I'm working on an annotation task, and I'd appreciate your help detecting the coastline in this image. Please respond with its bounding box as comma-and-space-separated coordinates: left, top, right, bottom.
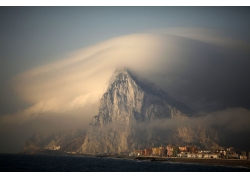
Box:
152, 157, 250, 169
17, 152, 250, 169
96, 155, 250, 169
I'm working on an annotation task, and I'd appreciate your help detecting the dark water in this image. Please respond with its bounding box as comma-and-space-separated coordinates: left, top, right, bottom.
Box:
0, 154, 249, 172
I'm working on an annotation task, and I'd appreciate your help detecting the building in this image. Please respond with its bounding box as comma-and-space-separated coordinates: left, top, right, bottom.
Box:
166, 145, 173, 157
178, 152, 188, 158
203, 153, 220, 159
241, 151, 247, 156
152, 147, 159, 156
187, 153, 197, 158
159, 146, 167, 156
173, 146, 180, 157
179, 146, 189, 152
240, 155, 247, 160
226, 147, 234, 152
197, 153, 203, 158
226, 151, 239, 159
144, 148, 152, 156
134, 150, 143, 156
189, 146, 198, 153
209, 153, 220, 159
129, 152, 135, 156
203, 154, 210, 158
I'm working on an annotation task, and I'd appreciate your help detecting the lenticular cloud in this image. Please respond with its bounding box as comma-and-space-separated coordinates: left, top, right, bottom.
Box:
2, 28, 249, 124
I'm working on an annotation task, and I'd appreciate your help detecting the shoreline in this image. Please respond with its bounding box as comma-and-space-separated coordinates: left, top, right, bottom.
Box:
96, 155, 250, 169
153, 157, 250, 169
16, 152, 250, 169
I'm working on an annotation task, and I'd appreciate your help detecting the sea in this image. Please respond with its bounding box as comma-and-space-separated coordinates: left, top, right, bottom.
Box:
0, 153, 249, 172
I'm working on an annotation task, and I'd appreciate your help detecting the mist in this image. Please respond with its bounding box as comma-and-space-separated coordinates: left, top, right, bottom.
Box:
123, 107, 250, 150
139, 108, 250, 132
1, 28, 250, 153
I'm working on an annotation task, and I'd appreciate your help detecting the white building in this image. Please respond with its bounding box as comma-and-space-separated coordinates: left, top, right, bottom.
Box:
226, 152, 239, 159
197, 153, 203, 158
209, 153, 220, 159
240, 155, 247, 160
187, 153, 197, 158
204, 154, 210, 158
178, 152, 188, 157
204, 153, 220, 159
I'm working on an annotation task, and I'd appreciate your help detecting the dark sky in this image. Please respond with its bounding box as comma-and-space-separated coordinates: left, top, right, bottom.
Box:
1, 7, 250, 153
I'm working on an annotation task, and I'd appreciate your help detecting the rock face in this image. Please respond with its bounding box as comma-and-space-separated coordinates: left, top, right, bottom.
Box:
79, 69, 220, 154
91, 69, 193, 125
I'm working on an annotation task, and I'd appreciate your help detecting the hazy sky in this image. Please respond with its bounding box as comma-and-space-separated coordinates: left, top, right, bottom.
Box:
1, 7, 250, 153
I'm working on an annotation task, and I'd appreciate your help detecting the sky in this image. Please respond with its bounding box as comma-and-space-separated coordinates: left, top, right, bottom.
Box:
1, 6, 250, 153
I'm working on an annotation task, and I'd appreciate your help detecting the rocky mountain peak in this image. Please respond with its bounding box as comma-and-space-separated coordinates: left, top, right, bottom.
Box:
78, 68, 219, 154
108, 68, 132, 85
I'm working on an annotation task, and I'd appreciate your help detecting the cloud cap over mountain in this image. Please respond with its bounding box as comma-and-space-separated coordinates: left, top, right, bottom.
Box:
1, 28, 250, 153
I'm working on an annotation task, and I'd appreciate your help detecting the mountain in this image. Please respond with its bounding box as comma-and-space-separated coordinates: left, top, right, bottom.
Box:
78, 68, 220, 154
22, 129, 86, 154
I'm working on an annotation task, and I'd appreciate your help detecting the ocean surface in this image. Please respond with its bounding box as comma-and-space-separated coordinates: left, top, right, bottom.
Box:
0, 154, 249, 172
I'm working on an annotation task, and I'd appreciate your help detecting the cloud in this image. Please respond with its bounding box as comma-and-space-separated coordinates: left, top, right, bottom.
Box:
148, 27, 250, 52
131, 107, 250, 133
1, 28, 250, 152
2, 28, 250, 124
16, 34, 164, 99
